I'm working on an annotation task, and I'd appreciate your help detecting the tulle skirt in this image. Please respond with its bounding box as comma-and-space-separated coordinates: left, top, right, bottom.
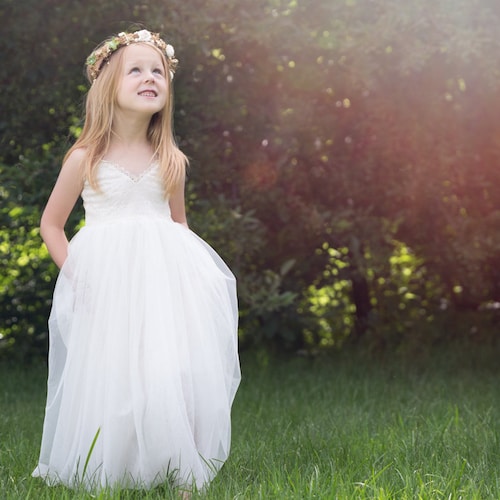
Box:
32, 216, 240, 491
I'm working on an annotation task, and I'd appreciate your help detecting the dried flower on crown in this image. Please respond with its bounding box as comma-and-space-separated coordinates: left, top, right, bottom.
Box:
86, 29, 178, 82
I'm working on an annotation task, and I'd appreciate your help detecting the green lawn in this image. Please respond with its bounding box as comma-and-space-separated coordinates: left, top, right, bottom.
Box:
1, 345, 500, 499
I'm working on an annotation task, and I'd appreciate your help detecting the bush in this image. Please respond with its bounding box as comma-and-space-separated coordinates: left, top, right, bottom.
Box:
0, 153, 82, 361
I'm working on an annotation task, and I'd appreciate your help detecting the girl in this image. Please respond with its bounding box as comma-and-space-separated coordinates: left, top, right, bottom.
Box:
32, 29, 241, 494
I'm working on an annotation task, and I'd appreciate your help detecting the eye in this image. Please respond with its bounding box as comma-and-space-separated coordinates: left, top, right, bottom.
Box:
153, 68, 164, 76
129, 67, 140, 74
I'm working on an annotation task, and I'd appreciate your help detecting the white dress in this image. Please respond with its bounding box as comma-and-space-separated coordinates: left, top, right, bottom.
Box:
32, 161, 241, 491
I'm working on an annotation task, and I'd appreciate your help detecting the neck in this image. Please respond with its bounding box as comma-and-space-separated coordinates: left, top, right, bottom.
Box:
111, 110, 152, 145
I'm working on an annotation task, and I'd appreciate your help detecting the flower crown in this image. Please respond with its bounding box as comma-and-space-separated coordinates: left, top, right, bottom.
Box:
86, 29, 178, 82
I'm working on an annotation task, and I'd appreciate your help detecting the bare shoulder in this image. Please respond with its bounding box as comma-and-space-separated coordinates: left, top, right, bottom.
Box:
63, 147, 87, 173
42, 148, 87, 228
50, 148, 87, 195
57, 147, 87, 188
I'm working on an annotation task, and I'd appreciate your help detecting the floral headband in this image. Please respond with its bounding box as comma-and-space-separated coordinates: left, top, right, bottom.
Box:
86, 29, 178, 82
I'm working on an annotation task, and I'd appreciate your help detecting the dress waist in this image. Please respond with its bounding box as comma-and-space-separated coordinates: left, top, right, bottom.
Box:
84, 211, 173, 227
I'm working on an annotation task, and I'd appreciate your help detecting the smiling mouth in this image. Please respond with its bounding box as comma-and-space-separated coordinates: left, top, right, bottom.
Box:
138, 90, 157, 97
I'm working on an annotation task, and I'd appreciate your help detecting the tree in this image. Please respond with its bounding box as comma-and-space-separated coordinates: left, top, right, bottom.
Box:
3, 0, 500, 358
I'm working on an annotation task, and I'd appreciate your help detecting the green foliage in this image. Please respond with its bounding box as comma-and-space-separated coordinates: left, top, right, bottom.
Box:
3, 0, 500, 357
187, 191, 299, 349
302, 240, 449, 350
237, 260, 299, 349
1, 160, 53, 359
0, 155, 82, 360
0, 203, 52, 359
303, 246, 356, 349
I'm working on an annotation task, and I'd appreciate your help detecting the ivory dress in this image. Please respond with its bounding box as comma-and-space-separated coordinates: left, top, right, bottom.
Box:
33, 160, 241, 491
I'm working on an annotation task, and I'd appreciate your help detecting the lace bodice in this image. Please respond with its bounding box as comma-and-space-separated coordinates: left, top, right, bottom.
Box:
82, 161, 171, 226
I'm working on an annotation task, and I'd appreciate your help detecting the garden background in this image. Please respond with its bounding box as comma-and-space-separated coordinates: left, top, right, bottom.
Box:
3, 0, 500, 358
3, 1, 500, 498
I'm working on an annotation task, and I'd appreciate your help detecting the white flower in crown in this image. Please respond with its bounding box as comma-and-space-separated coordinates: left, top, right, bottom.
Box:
166, 44, 175, 58
136, 29, 153, 42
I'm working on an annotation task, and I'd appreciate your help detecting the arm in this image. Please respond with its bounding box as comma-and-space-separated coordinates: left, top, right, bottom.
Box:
40, 149, 85, 268
169, 176, 189, 229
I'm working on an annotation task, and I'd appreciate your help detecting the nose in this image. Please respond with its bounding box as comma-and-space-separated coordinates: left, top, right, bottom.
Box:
144, 72, 156, 83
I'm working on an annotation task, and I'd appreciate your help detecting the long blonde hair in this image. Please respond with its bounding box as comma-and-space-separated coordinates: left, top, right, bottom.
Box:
65, 42, 188, 196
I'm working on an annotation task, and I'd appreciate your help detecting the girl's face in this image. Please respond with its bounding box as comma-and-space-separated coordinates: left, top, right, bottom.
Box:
115, 44, 168, 117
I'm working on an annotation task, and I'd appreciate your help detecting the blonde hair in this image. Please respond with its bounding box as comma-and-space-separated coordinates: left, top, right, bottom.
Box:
65, 42, 187, 196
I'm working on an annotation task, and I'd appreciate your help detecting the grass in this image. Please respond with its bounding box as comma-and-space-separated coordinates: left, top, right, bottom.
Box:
1, 344, 500, 499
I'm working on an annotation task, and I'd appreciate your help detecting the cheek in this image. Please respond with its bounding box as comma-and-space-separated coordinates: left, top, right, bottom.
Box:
160, 82, 169, 99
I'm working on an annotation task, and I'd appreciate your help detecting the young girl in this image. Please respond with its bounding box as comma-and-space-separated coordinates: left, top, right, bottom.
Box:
32, 29, 241, 494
